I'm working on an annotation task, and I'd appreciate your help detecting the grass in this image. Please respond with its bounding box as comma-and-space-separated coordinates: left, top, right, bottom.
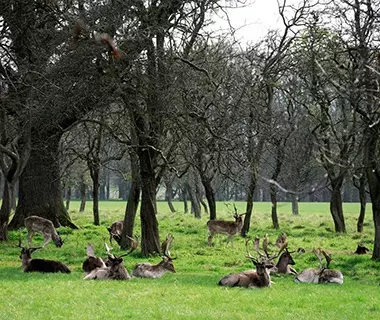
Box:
0, 201, 379, 319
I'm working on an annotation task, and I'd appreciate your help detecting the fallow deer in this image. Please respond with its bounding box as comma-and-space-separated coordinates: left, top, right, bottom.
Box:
132, 234, 176, 278
207, 205, 245, 247
107, 220, 124, 245
83, 238, 138, 280
295, 248, 343, 284
272, 248, 297, 275
218, 238, 280, 289
82, 243, 107, 273
18, 238, 70, 273
24, 215, 63, 248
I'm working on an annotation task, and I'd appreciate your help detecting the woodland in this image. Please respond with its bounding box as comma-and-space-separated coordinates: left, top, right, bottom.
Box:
1, 0, 380, 260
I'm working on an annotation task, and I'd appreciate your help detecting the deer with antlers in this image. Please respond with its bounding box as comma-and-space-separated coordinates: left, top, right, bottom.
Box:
207, 205, 245, 247
295, 248, 343, 284
132, 234, 176, 278
82, 243, 107, 273
18, 236, 70, 273
24, 216, 64, 248
218, 238, 287, 288
83, 237, 138, 280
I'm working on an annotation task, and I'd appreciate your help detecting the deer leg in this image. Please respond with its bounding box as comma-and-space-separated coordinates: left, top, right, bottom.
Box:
42, 235, 52, 247
227, 235, 234, 248
27, 231, 34, 247
207, 233, 213, 246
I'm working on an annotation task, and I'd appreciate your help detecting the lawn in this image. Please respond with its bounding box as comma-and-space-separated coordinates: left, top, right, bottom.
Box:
0, 201, 379, 319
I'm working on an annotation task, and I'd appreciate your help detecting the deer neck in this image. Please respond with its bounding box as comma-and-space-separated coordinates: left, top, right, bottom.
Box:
257, 269, 271, 287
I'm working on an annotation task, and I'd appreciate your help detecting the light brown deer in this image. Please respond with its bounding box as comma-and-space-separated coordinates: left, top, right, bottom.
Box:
83, 238, 138, 280
295, 248, 343, 284
24, 216, 63, 248
207, 206, 245, 247
107, 220, 124, 245
218, 239, 281, 289
132, 234, 176, 278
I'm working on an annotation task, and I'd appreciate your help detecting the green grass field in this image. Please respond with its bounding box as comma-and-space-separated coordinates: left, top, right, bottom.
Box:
0, 201, 379, 319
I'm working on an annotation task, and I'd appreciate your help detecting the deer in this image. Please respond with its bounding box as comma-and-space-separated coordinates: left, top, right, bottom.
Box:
107, 220, 124, 245
83, 237, 138, 280
132, 234, 176, 278
18, 237, 70, 273
218, 238, 282, 289
207, 205, 245, 247
24, 215, 64, 248
295, 248, 343, 284
82, 243, 107, 273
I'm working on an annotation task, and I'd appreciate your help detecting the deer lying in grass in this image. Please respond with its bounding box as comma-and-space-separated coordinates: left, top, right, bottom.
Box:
82, 243, 107, 273
295, 248, 343, 284
218, 239, 286, 288
24, 215, 63, 248
132, 234, 176, 278
107, 220, 124, 245
18, 238, 70, 273
83, 238, 138, 280
207, 205, 245, 247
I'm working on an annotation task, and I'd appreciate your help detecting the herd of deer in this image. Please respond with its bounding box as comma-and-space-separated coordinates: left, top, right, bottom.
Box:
17, 210, 352, 288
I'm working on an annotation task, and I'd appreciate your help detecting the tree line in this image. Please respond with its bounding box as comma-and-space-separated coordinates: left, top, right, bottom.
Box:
1, 0, 380, 258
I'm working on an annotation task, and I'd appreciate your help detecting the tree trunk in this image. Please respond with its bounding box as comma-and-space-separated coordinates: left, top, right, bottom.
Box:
165, 180, 176, 213
242, 171, 257, 237
139, 149, 160, 256
201, 177, 216, 220
90, 165, 100, 225
185, 182, 201, 218
120, 145, 140, 250
291, 194, 299, 215
357, 175, 366, 233
0, 180, 12, 240
330, 179, 346, 233
270, 183, 279, 229
181, 186, 188, 214
79, 178, 86, 212
9, 134, 76, 229
364, 125, 380, 259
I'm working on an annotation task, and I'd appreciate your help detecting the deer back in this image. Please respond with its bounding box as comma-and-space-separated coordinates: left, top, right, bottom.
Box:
207, 215, 243, 236
319, 269, 344, 284
132, 257, 176, 278
294, 268, 320, 283
20, 248, 70, 273
24, 215, 63, 247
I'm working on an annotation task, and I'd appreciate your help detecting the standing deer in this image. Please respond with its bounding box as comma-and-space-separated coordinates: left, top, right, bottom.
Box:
107, 220, 124, 245
295, 248, 343, 284
83, 238, 138, 280
18, 238, 70, 273
207, 205, 245, 247
132, 234, 176, 278
24, 215, 63, 248
218, 239, 279, 289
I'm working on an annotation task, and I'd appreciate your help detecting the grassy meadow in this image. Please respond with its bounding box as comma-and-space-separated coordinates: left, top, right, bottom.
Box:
0, 201, 379, 319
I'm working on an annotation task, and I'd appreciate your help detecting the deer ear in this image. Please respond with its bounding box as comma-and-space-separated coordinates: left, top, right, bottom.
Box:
107, 227, 111, 232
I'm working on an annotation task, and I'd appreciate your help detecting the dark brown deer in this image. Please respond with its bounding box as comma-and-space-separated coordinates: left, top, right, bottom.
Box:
272, 248, 297, 275
132, 234, 176, 278
295, 248, 343, 284
18, 239, 70, 273
207, 205, 245, 247
83, 238, 138, 280
218, 239, 278, 289
82, 243, 107, 273
24, 216, 63, 248
107, 220, 124, 245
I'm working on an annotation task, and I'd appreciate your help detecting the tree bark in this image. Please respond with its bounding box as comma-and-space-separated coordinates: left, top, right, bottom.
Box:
65, 187, 71, 211
79, 179, 87, 212
90, 164, 100, 225
9, 134, 76, 229
185, 182, 201, 218
356, 174, 366, 233
291, 194, 299, 215
0, 180, 12, 240
201, 177, 216, 220
270, 183, 279, 229
330, 178, 346, 233
165, 180, 176, 213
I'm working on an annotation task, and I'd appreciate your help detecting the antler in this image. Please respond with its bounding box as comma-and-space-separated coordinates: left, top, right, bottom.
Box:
263, 234, 269, 255
246, 238, 266, 263
321, 250, 332, 268
313, 248, 324, 269
118, 235, 139, 258
161, 234, 174, 258
86, 243, 96, 257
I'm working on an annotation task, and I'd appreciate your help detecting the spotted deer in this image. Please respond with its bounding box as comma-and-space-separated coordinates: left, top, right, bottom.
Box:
24, 215, 63, 248
218, 238, 283, 289
83, 237, 138, 280
207, 205, 245, 247
132, 234, 176, 278
295, 248, 343, 284
18, 237, 70, 273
